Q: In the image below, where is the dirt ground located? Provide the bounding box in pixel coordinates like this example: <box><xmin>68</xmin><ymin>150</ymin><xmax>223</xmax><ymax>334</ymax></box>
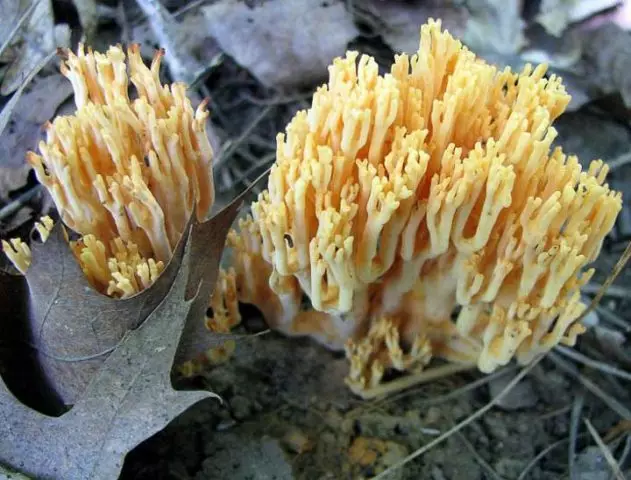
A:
<box><xmin>120</xmin><ymin>320</ymin><xmax>630</xmax><ymax>480</ymax></box>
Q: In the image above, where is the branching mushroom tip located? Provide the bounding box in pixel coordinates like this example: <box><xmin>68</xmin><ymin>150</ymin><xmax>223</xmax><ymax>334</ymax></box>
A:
<box><xmin>3</xmin><ymin>44</ymin><xmax>215</xmax><ymax>298</ymax></box>
<box><xmin>210</xmin><ymin>19</ymin><xmax>622</xmax><ymax>395</ymax></box>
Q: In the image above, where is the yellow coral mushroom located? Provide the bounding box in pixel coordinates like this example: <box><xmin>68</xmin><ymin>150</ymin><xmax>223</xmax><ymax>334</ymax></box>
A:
<box><xmin>211</xmin><ymin>19</ymin><xmax>622</xmax><ymax>396</ymax></box>
<box><xmin>2</xmin><ymin>45</ymin><xmax>215</xmax><ymax>298</ymax></box>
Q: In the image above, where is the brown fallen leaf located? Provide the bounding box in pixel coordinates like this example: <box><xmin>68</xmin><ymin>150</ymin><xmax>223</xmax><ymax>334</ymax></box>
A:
<box><xmin>0</xmin><ymin>188</ymin><xmax>246</xmax><ymax>479</ymax></box>
<box><xmin>0</xmin><ymin>73</ymin><xmax>73</xmax><ymax>187</ymax></box>
<box><xmin>536</xmin><ymin>0</ymin><xmax>621</xmax><ymax>37</ymax></box>
<box><xmin>580</xmin><ymin>22</ymin><xmax>631</xmax><ymax>108</ymax></box>
<box><xmin>463</xmin><ymin>0</ymin><xmax>526</xmax><ymax>56</ymax></box>
<box><xmin>201</xmin><ymin>0</ymin><xmax>359</xmax><ymax>89</ymax></box>
<box><xmin>360</xmin><ymin>0</ymin><xmax>468</xmax><ymax>55</ymax></box>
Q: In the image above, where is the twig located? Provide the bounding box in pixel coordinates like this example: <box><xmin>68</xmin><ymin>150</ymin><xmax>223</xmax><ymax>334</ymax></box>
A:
<box><xmin>0</xmin><ymin>185</ymin><xmax>42</xmax><ymax>222</ymax></box>
<box><xmin>347</xmin><ymin>365</ymin><xmax>517</xmax><ymax>420</ymax></box>
<box><xmin>371</xmin><ymin>357</ymin><xmax>544</xmax><ymax>479</ymax></box>
<box><xmin>516</xmin><ymin>433</ymin><xmax>589</xmax><ymax>480</ymax></box>
<box><xmin>222</xmin><ymin>153</ymin><xmax>275</xmax><ymax>192</ymax></box>
<box><xmin>584</xmin><ymin>418</ymin><xmax>627</xmax><ymax>480</ymax></box>
<box><xmin>569</xmin><ymin>392</ymin><xmax>585</xmax><ymax>480</ymax></box>
<box><xmin>549</xmin><ymin>353</ymin><xmax>631</xmax><ymax>420</ymax></box>
<box><xmin>214</xmin><ymin>105</ymin><xmax>275</xmax><ymax>171</ymax></box>
<box><xmin>555</xmin><ymin>346</ymin><xmax>631</xmax><ymax>382</ymax></box>
<box><xmin>117</xmin><ymin>0</ymin><xmax>131</xmax><ymax>45</ymax></box>
<box><xmin>0</xmin><ymin>0</ymin><xmax>41</xmax><ymax>60</ymax></box>
<box><xmin>173</xmin><ymin>0</ymin><xmax>210</xmax><ymax>18</ymax></box>
<box><xmin>242</xmin><ymin>92</ymin><xmax>313</xmax><ymax>106</ymax></box>
<box><xmin>352</xmin><ymin>362</ymin><xmax>475</xmax><ymax>400</ymax></box>
<box><xmin>0</xmin><ymin>50</ymin><xmax>57</xmax><ymax>137</ymax></box>
<box><xmin>607</xmin><ymin>152</ymin><xmax>631</xmax><ymax>171</ymax></box>
<box><xmin>576</xmin><ymin>241</ymin><xmax>631</xmax><ymax>326</ymax></box>
<box><xmin>595</xmin><ymin>305</ymin><xmax>631</xmax><ymax>333</ymax></box>
<box><xmin>582</xmin><ymin>283</ymin><xmax>631</xmax><ymax>300</ymax></box>
<box><xmin>617</xmin><ymin>434</ymin><xmax>631</xmax><ymax>474</ymax></box>
<box><xmin>455</xmin><ymin>430</ymin><xmax>504</xmax><ymax>480</ymax></box>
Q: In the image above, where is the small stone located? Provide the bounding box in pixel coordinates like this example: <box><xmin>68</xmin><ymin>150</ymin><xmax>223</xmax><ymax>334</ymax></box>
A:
<box><xmin>489</xmin><ymin>372</ymin><xmax>538</xmax><ymax>410</ymax></box>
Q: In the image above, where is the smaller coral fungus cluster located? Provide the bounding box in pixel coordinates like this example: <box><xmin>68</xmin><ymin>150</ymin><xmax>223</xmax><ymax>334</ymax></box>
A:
<box><xmin>3</xmin><ymin>45</ymin><xmax>215</xmax><ymax>298</ymax></box>
<box><xmin>210</xmin><ymin>19</ymin><xmax>622</xmax><ymax>396</ymax></box>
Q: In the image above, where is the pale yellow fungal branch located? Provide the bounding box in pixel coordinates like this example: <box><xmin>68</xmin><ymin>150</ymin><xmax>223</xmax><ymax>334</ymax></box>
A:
<box><xmin>211</xmin><ymin>19</ymin><xmax>621</xmax><ymax>396</ymax></box>
<box><xmin>2</xmin><ymin>216</ymin><xmax>55</xmax><ymax>274</ymax></box>
<box><xmin>3</xmin><ymin>45</ymin><xmax>215</xmax><ymax>299</ymax></box>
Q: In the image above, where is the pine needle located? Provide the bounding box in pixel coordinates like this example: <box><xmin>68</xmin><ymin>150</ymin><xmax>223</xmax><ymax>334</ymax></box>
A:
<box><xmin>584</xmin><ymin>418</ymin><xmax>627</xmax><ymax>480</ymax></box>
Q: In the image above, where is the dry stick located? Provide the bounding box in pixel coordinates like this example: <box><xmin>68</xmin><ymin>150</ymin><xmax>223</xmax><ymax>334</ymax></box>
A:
<box><xmin>568</xmin><ymin>392</ymin><xmax>585</xmax><ymax>480</ymax></box>
<box><xmin>371</xmin><ymin>356</ymin><xmax>544</xmax><ymax>480</ymax></box>
<box><xmin>0</xmin><ymin>0</ymin><xmax>41</xmax><ymax>60</ymax></box>
<box><xmin>0</xmin><ymin>185</ymin><xmax>42</xmax><ymax>222</ymax></box>
<box><xmin>549</xmin><ymin>353</ymin><xmax>631</xmax><ymax>420</ymax></box>
<box><xmin>584</xmin><ymin>418</ymin><xmax>627</xmax><ymax>480</ymax></box>
<box><xmin>555</xmin><ymin>345</ymin><xmax>631</xmax><ymax>382</ymax></box>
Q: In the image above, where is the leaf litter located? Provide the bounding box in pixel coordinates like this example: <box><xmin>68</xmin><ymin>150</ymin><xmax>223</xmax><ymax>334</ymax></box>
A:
<box><xmin>2</xmin><ymin>0</ymin><xmax>631</xmax><ymax>479</ymax></box>
<box><xmin>0</xmin><ymin>183</ymin><xmax>248</xmax><ymax>479</ymax></box>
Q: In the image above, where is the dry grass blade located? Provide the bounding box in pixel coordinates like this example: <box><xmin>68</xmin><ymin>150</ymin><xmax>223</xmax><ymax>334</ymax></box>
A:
<box><xmin>549</xmin><ymin>353</ymin><xmax>631</xmax><ymax>420</ymax></box>
<box><xmin>371</xmin><ymin>356</ymin><xmax>544</xmax><ymax>479</ymax></box>
<box><xmin>584</xmin><ymin>418</ymin><xmax>627</xmax><ymax>480</ymax></box>
<box><xmin>0</xmin><ymin>0</ymin><xmax>41</xmax><ymax>60</ymax></box>
<box><xmin>555</xmin><ymin>346</ymin><xmax>631</xmax><ymax>382</ymax></box>
<box><xmin>0</xmin><ymin>49</ymin><xmax>56</xmax><ymax>138</ymax></box>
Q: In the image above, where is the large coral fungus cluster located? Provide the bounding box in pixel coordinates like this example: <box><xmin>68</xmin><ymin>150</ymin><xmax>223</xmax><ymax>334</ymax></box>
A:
<box><xmin>2</xmin><ymin>44</ymin><xmax>215</xmax><ymax>298</ymax></box>
<box><xmin>211</xmin><ymin>19</ymin><xmax>622</xmax><ymax>395</ymax></box>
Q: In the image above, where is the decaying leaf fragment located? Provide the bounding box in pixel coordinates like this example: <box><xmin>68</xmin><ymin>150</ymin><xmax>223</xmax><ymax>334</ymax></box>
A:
<box><xmin>202</xmin><ymin>0</ymin><xmax>359</xmax><ymax>89</ymax></box>
<box><xmin>0</xmin><ymin>202</ymin><xmax>240</xmax><ymax>479</ymax></box>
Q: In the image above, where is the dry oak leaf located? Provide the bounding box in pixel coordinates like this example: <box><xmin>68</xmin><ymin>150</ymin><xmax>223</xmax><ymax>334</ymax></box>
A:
<box><xmin>202</xmin><ymin>0</ymin><xmax>359</xmax><ymax>89</ymax></box>
<box><xmin>0</xmin><ymin>197</ymin><xmax>244</xmax><ymax>479</ymax></box>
